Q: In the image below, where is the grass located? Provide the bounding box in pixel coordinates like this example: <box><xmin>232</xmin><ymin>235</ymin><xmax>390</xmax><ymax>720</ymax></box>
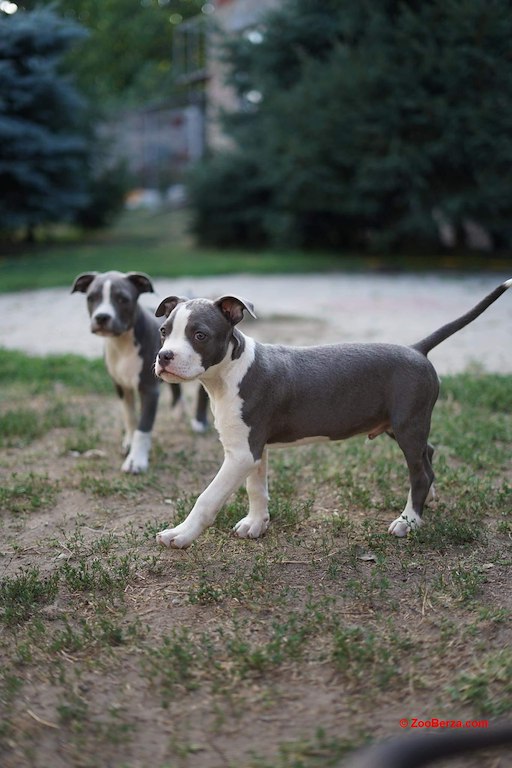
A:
<box><xmin>0</xmin><ymin>349</ymin><xmax>511</xmax><ymax>766</ymax></box>
<box><xmin>1</xmin><ymin>207</ymin><xmax>511</xmax><ymax>294</ymax></box>
<box><xmin>0</xmin><ymin>209</ymin><xmax>344</xmax><ymax>294</ymax></box>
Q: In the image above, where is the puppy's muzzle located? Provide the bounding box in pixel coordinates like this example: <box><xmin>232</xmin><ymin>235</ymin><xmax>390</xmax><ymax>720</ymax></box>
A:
<box><xmin>158</xmin><ymin>349</ymin><xmax>175</xmax><ymax>368</ymax></box>
<box><xmin>91</xmin><ymin>312</ymin><xmax>116</xmax><ymax>335</ymax></box>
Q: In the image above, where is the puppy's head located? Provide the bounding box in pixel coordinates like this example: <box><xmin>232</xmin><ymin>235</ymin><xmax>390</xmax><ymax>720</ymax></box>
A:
<box><xmin>154</xmin><ymin>295</ymin><xmax>255</xmax><ymax>383</ymax></box>
<box><xmin>71</xmin><ymin>271</ymin><xmax>154</xmax><ymax>336</ymax></box>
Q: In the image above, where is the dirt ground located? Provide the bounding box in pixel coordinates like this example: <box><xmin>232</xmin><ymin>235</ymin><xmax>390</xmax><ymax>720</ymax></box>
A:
<box><xmin>1</xmin><ymin>273</ymin><xmax>512</xmax><ymax>767</ymax></box>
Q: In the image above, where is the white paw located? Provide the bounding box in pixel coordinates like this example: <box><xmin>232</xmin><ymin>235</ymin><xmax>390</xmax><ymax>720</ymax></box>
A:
<box><xmin>388</xmin><ymin>512</ymin><xmax>423</xmax><ymax>537</ymax></box>
<box><xmin>121</xmin><ymin>431</ymin><xmax>151</xmax><ymax>474</ymax></box>
<box><xmin>190</xmin><ymin>418</ymin><xmax>208</xmax><ymax>434</ymax></box>
<box><xmin>156</xmin><ymin>523</ymin><xmax>198</xmax><ymax>549</ymax></box>
<box><xmin>233</xmin><ymin>514</ymin><xmax>270</xmax><ymax>539</ymax></box>
<box><xmin>121</xmin><ymin>452</ymin><xmax>148</xmax><ymax>474</ymax></box>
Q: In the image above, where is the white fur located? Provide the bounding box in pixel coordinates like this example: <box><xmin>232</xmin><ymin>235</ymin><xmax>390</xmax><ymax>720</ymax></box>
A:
<box><xmin>157</xmin><ymin>335</ymin><xmax>259</xmax><ymax>548</ymax></box>
<box><xmin>122</xmin><ymin>429</ymin><xmax>152</xmax><ymax>474</ymax></box>
<box><xmin>505</xmin><ymin>278</ymin><xmax>512</xmax><ymax>288</ymax></box>
<box><xmin>91</xmin><ymin>280</ymin><xmax>114</xmax><ymax>325</ymax></box>
<box><xmin>234</xmin><ymin>448</ymin><xmax>270</xmax><ymax>538</ymax></box>
<box><xmin>190</xmin><ymin>418</ymin><xmax>208</xmax><ymax>434</ymax></box>
<box><xmin>158</xmin><ymin>304</ymin><xmax>205</xmax><ymax>381</ymax></box>
<box><xmin>104</xmin><ymin>331</ymin><xmax>143</xmax><ymax>391</ymax></box>
<box><xmin>388</xmin><ymin>490</ymin><xmax>424</xmax><ymax>537</ymax></box>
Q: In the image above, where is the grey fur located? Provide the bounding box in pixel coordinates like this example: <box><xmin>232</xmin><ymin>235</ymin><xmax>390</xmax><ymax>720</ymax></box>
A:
<box><xmin>155</xmin><ymin>281</ymin><xmax>510</xmax><ymax>539</ymax></box>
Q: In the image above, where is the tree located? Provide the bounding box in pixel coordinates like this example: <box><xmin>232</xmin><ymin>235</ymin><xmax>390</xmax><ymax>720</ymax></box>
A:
<box><xmin>0</xmin><ymin>7</ymin><xmax>91</xmax><ymax>238</ymax></box>
<box><xmin>17</xmin><ymin>0</ymin><xmax>205</xmax><ymax>107</ymax></box>
<box><xmin>190</xmin><ymin>0</ymin><xmax>512</xmax><ymax>251</ymax></box>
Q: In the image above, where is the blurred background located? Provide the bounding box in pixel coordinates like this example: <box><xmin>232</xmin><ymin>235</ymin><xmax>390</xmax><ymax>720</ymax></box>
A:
<box><xmin>1</xmin><ymin>0</ymin><xmax>512</xmax><ymax>289</ymax></box>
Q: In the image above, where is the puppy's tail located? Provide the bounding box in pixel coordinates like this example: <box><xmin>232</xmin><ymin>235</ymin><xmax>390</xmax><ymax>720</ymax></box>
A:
<box><xmin>413</xmin><ymin>278</ymin><xmax>511</xmax><ymax>357</ymax></box>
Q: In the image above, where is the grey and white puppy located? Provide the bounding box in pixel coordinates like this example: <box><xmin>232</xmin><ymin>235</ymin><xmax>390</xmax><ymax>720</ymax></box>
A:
<box><xmin>72</xmin><ymin>270</ymin><xmax>208</xmax><ymax>473</ymax></box>
<box><xmin>153</xmin><ymin>279</ymin><xmax>511</xmax><ymax>547</ymax></box>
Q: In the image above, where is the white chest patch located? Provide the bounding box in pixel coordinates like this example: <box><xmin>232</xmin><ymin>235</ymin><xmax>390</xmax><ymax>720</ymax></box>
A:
<box><xmin>104</xmin><ymin>331</ymin><xmax>142</xmax><ymax>390</ymax></box>
<box><xmin>202</xmin><ymin>336</ymin><xmax>255</xmax><ymax>453</ymax></box>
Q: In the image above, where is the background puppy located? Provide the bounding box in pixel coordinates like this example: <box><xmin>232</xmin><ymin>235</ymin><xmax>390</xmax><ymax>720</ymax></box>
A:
<box><xmin>72</xmin><ymin>270</ymin><xmax>208</xmax><ymax>473</ymax></box>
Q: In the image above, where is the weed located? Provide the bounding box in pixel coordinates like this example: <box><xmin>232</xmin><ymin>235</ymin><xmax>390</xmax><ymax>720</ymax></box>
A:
<box><xmin>450</xmin><ymin>565</ymin><xmax>486</xmax><ymax>603</ymax></box>
<box><xmin>0</xmin><ymin>472</ymin><xmax>59</xmax><ymax>513</ymax></box>
<box><xmin>448</xmin><ymin>650</ymin><xmax>512</xmax><ymax>716</ymax></box>
<box><xmin>59</xmin><ymin>555</ymin><xmax>134</xmax><ymax>594</ymax></box>
<box><xmin>0</xmin><ymin>567</ymin><xmax>59</xmax><ymax>625</ymax></box>
<box><xmin>143</xmin><ymin>629</ymin><xmax>202</xmax><ymax>703</ymax></box>
<box><xmin>331</xmin><ymin>622</ymin><xmax>411</xmax><ymax>690</ymax></box>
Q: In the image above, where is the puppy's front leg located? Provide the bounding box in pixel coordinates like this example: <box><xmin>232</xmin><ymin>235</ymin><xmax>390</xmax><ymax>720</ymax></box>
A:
<box><xmin>122</xmin><ymin>385</ymin><xmax>159</xmax><ymax>474</ymax></box>
<box><xmin>157</xmin><ymin>453</ymin><xmax>257</xmax><ymax>549</ymax></box>
<box><xmin>117</xmin><ymin>386</ymin><xmax>137</xmax><ymax>454</ymax></box>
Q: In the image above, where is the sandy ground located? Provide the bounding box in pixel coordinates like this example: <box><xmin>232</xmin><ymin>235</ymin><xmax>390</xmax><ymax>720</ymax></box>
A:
<box><xmin>1</xmin><ymin>271</ymin><xmax>511</xmax><ymax>373</ymax></box>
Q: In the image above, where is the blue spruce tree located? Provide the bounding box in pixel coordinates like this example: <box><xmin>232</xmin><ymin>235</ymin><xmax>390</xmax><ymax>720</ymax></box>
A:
<box><xmin>0</xmin><ymin>6</ymin><xmax>90</xmax><ymax>239</ymax></box>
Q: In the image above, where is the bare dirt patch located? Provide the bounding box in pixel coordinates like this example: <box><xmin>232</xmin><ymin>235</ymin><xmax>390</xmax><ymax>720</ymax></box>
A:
<box><xmin>0</xmin><ymin>374</ymin><xmax>512</xmax><ymax>768</ymax></box>
<box><xmin>1</xmin><ymin>306</ymin><xmax>512</xmax><ymax>768</ymax></box>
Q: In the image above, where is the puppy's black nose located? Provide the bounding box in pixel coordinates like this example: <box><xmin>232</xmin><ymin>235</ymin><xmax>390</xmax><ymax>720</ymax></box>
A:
<box><xmin>158</xmin><ymin>350</ymin><xmax>174</xmax><ymax>365</ymax></box>
<box><xmin>94</xmin><ymin>313</ymin><xmax>111</xmax><ymax>326</ymax></box>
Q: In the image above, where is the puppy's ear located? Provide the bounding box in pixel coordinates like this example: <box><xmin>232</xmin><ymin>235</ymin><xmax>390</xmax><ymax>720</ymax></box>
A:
<box><xmin>155</xmin><ymin>296</ymin><xmax>188</xmax><ymax>318</ymax></box>
<box><xmin>126</xmin><ymin>272</ymin><xmax>154</xmax><ymax>295</ymax></box>
<box><xmin>215</xmin><ymin>296</ymin><xmax>256</xmax><ymax>325</ymax></box>
<box><xmin>71</xmin><ymin>272</ymin><xmax>98</xmax><ymax>294</ymax></box>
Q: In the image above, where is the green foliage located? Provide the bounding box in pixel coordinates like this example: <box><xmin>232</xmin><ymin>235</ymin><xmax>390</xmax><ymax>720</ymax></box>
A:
<box><xmin>0</xmin><ymin>7</ymin><xmax>91</xmax><ymax>236</ymax></box>
<box><xmin>19</xmin><ymin>0</ymin><xmax>205</xmax><ymax>107</ymax></box>
<box><xmin>190</xmin><ymin>0</ymin><xmax>512</xmax><ymax>251</ymax></box>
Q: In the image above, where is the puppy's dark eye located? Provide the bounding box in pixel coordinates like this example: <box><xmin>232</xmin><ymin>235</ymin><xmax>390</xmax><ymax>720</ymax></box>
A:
<box><xmin>194</xmin><ymin>331</ymin><xmax>207</xmax><ymax>342</ymax></box>
<box><xmin>160</xmin><ymin>327</ymin><xmax>166</xmax><ymax>338</ymax></box>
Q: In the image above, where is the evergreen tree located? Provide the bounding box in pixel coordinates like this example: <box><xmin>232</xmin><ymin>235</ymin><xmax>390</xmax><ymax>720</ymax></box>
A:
<box><xmin>0</xmin><ymin>7</ymin><xmax>90</xmax><ymax>238</ymax></box>
<box><xmin>190</xmin><ymin>0</ymin><xmax>512</xmax><ymax>251</ymax></box>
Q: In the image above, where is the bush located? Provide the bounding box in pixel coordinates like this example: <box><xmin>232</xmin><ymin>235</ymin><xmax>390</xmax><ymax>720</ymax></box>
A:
<box><xmin>190</xmin><ymin>0</ymin><xmax>512</xmax><ymax>252</ymax></box>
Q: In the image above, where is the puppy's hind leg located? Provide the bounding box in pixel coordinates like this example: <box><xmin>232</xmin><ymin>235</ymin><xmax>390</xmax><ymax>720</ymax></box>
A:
<box><xmin>388</xmin><ymin>427</ymin><xmax>434</xmax><ymax>537</ymax></box>
<box><xmin>234</xmin><ymin>448</ymin><xmax>270</xmax><ymax>539</ymax></box>
<box><xmin>425</xmin><ymin>442</ymin><xmax>436</xmax><ymax>505</ymax></box>
<box><xmin>387</xmin><ymin>430</ymin><xmax>436</xmax><ymax>510</ymax></box>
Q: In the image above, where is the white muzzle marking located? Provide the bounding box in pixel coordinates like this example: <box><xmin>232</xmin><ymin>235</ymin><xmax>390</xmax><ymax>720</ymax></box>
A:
<box><xmin>156</xmin><ymin>305</ymin><xmax>205</xmax><ymax>382</ymax></box>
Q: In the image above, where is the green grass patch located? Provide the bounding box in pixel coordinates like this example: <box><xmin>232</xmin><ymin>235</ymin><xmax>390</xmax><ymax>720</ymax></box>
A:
<box><xmin>0</xmin><ymin>401</ymin><xmax>93</xmax><ymax>448</ymax></box>
<box><xmin>0</xmin><ymin>568</ymin><xmax>59</xmax><ymax>626</ymax></box>
<box><xmin>0</xmin><ymin>348</ymin><xmax>111</xmax><ymax>394</ymax></box>
<box><xmin>0</xmin><ymin>209</ymin><xmax>344</xmax><ymax>293</ymax></box>
<box><xmin>0</xmin><ymin>472</ymin><xmax>59</xmax><ymax>513</ymax></box>
<box><xmin>2</xmin><ymin>208</ymin><xmax>509</xmax><ymax>294</ymax></box>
